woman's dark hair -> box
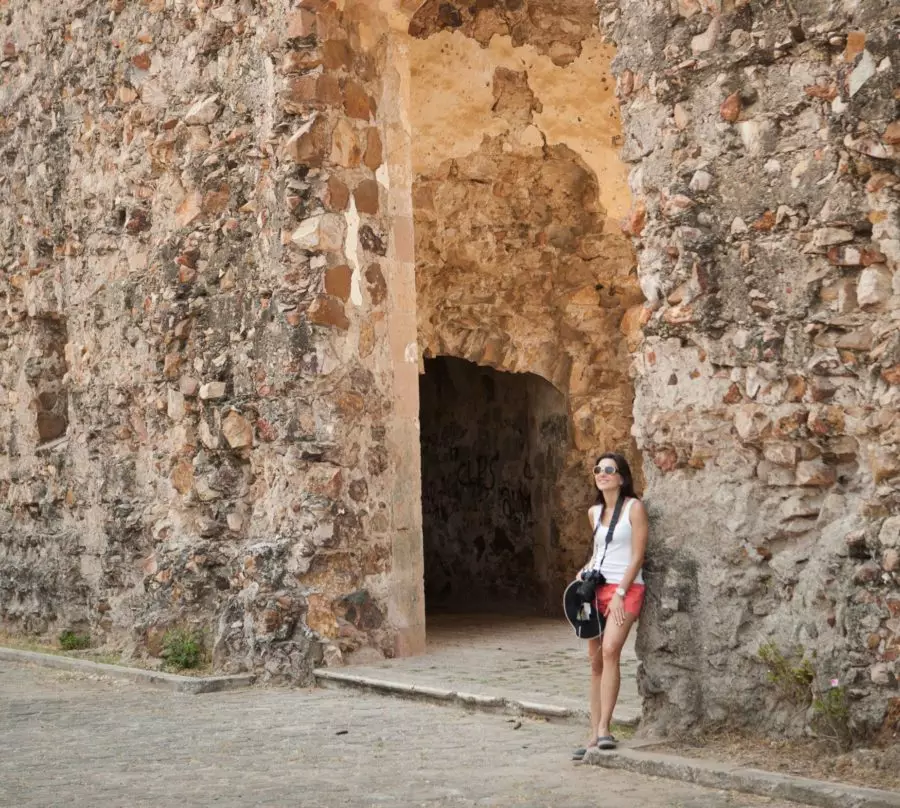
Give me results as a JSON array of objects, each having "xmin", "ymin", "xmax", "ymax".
[{"xmin": 594, "ymin": 451, "xmax": 638, "ymax": 507}]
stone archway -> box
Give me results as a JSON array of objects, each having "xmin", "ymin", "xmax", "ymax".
[{"xmin": 407, "ymin": 1, "xmax": 642, "ymax": 610}]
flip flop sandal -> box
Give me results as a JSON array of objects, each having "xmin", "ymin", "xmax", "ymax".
[
  {"xmin": 572, "ymin": 738, "xmax": 599, "ymax": 760},
  {"xmin": 596, "ymin": 735, "xmax": 617, "ymax": 750}
]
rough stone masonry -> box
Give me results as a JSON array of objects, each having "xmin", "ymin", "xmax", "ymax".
[{"xmin": 1, "ymin": 0, "xmax": 899, "ymax": 744}]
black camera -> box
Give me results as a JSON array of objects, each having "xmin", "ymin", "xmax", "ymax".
[{"xmin": 577, "ymin": 569, "xmax": 606, "ymax": 601}]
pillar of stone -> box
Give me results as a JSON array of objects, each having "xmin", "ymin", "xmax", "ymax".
[{"xmin": 608, "ymin": 0, "xmax": 899, "ymax": 737}]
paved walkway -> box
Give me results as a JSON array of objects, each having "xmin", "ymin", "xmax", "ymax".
[
  {"xmin": 1, "ymin": 661, "xmax": 804, "ymax": 808},
  {"xmin": 341, "ymin": 613, "xmax": 640, "ymax": 724}
]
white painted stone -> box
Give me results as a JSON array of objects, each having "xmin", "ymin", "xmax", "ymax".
[
  {"xmin": 291, "ymin": 214, "xmax": 344, "ymax": 252},
  {"xmin": 691, "ymin": 16, "xmax": 720, "ymax": 54},
  {"xmin": 183, "ymin": 94, "xmax": 221, "ymax": 125},
  {"xmin": 689, "ymin": 170, "xmax": 712, "ymax": 192},
  {"xmin": 199, "ymin": 381, "xmax": 226, "ymax": 400},
  {"xmin": 813, "ymin": 228, "xmax": 854, "ymax": 247},
  {"xmin": 345, "ymin": 197, "xmax": 362, "ymax": 307},
  {"xmin": 848, "ymin": 50, "xmax": 876, "ymax": 97},
  {"xmin": 857, "ymin": 266, "xmax": 892, "ymax": 307},
  {"xmin": 730, "ymin": 217, "xmax": 748, "ymax": 235},
  {"xmin": 199, "ymin": 420, "xmax": 220, "ymax": 450},
  {"xmin": 167, "ymin": 389, "xmax": 185, "ymax": 422},
  {"xmin": 878, "ymin": 516, "xmax": 900, "ymax": 548}
]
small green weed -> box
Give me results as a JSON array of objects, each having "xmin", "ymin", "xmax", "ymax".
[
  {"xmin": 611, "ymin": 721, "xmax": 637, "ymax": 740},
  {"xmin": 757, "ymin": 641, "xmax": 851, "ymax": 751},
  {"xmin": 813, "ymin": 681, "xmax": 851, "ymax": 750},
  {"xmin": 161, "ymin": 628, "xmax": 203, "ymax": 670},
  {"xmin": 58, "ymin": 630, "xmax": 91, "ymax": 651},
  {"xmin": 757, "ymin": 641, "xmax": 814, "ymax": 704}
]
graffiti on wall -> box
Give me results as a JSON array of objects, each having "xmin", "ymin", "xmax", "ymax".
[{"xmin": 419, "ymin": 358, "xmax": 566, "ymax": 612}]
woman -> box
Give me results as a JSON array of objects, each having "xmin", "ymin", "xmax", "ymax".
[{"xmin": 574, "ymin": 452, "xmax": 647, "ymax": 757}]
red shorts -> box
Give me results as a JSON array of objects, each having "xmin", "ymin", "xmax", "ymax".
[{"xmin": 595, "ymin": 583, "xmax": 645, "ymax": 618}]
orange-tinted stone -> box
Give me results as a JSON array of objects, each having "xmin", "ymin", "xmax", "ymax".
[
  {"xmin": 171, "ymin": 460, "xmax": 193, "ymax": 494},
  {"xmin": 322, "ymin": 39, "xmax": 352, "ymax": 69},
  {"xmin": 653, "ymin": 447, "xmax": 678, "ymax": 472},
  {"xmin": 335, "ymin": 391, "xmax": 365, "ymax": 415},
  {"xmin": 804, "ymin": 84, "xmax": 838, "ymax": 101},
  {"xmin": 317, "ymin": 74, "xmax": 342, "ymax": 105},
  {"xmin": 752, "ymin": 210, "xmax": 776, "ymax": 231},
  {"xmin": 330, "ymin": 118, "xmax": 361, "ymax": 167},
  {"xmin": 884, "ymin": 121, "xmax": 900, "ymax": 146},
  {"xmin": 722, "ymin": 383, "xmax": 742, "ymax": 404},
  {"xmin": 308, "ymin": 295, "xmax": 349, "ymax": 330},
  {"xmin": 353, "ymin": 179, "xmax": 379, "ymax": 215},
  {"xmin": 282, "ymin": 116, "xmax": 329, "ymax": 165},
  {"xmin": 621, "ymin": 201, "xmax": 646, "ymax": 236},
  {"xmin": 881, "ymin": 364, "xmax": 900, "ymax": 385},
  {"xmin": 282, "ymin": 75, "xmax": 317, "ymax": 112},
  {"xmin": 163, "ymin": 352, "xmax": 181, "ymax": 379},
  {"xmin": 202, "ymin": 185, "xmax": 230, "ymax": 214},
  {"xmin": 326, "ymin": 176, "xmax": 350, "ymax": 211},
  {"xmin": 324, "ymin": 264, "xmax": 352, "ymax": 301},
  {"xmin": 785, "ymin": 375, "xmax": 807, "ymax": 402},
  {"xmin": 343, "ymin": 80, "xmax": 373, "ymax": 120},
  {"xmin": 844, "ymin": 30, "xmax": 865, "ymax": 62},
  {"xmin": 363, "ymin": 127, "xmax": 383, "ymax": 170},
  {"xmin": 365, "ymin": 264, "xmax": 387, "ymax": 306},
  {"xmin": 719, "ymin": 91, "xmax": 741, "ymax": 122}
]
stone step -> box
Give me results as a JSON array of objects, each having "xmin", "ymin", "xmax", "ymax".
[{"xmin": 314, "ymin": 667, "xmax": 640, "ymax": 727}]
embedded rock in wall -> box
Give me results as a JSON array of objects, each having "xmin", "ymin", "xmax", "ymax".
[
  {"xmin": 0, "ymin": 0, "xmax": 422, "ymax": 677},
  {"xmin": 605, "ymin": 0, "xmax": 900, "ymax": 737}
]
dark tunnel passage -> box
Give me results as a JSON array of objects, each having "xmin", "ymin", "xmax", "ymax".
[{"xmin": 419, "ymin": 356, "xmax": 568, "ymax": 615}]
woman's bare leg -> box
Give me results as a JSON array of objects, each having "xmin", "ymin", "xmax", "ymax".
[
  {"xmin": 587, "ymin": 636, "xmax": 603, "ymax": 743},
  {"xmin": 597, "ymin": 613, "xmax": 638, "ymax": 737}
]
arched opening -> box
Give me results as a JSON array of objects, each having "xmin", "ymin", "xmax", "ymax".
[
  {"xmin": 419, "ymin": 356, "xmax": 567, "ymax": 615},
  {"xmin": 408, "ymin": 0, "xmax": 642, "ymax": 626}
]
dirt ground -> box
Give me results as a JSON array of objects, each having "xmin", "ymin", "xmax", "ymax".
[{"xmin": 647, "ymin": 730, "xmax": 900, "ymax": 793}]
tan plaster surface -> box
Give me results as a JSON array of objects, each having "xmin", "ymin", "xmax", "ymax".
[{"xmin": 409, "ymin": 32, "xmax": 631, "ymax": 220}]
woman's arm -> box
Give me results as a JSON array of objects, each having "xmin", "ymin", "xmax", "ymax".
[
  {"xmin": 577, "ymin": 505, "xmax": 599, "ymax": 579},
  {"xmin": 618, "ymin": 499, "xmax": 648, "ymax": 592}
]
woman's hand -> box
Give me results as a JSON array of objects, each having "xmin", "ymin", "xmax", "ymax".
[{"xmin": 609, "ymin": 594, "xmax": 626, "ymax": 627}]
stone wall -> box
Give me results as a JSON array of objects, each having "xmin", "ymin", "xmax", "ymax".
[
  {"xmin": 0, "ymin": 0, "xmax": 424, "ymax": 677},
  {"xmin": 3, "ymin": 0, "xmax": 898, "ymax": 745},
  {"xmin": 604, "ymin": 0, "xmax": 900, "ymax": 738},
  {"xmin": 419, "ymin": 356, "xmax": 567, "ymax": 612}
]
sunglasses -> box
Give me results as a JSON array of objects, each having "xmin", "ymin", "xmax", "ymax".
[{"xmin": 593, "ymin": 464, "xmax": 619, "ymax": 475}]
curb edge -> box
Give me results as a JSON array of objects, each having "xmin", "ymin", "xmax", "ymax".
[{"xmin": 0, "ymin": 647, "xmax": 256, "ymax": 694}]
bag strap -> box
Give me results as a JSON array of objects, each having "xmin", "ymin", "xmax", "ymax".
[{"xmin": 593, "ymin": 495, "xmax": 625, "ymax": 572}]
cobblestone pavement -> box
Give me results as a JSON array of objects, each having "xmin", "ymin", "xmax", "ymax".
[
  {"xmin": 339, "ymin": 614, "xmax": 640, "ymax": 723},
  {"xmin": 1, "ymin": 661, "xmax": 806, "ymax": 808}
]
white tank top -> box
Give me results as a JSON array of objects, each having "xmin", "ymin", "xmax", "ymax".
[{"xmin": 586, "ymin": 498, "xmax": 644, "ymax": 585}]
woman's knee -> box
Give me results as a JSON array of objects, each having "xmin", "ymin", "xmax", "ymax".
[{"xmin": 601, "ymin": 641, "xmax": 622, "ymax": 665}]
